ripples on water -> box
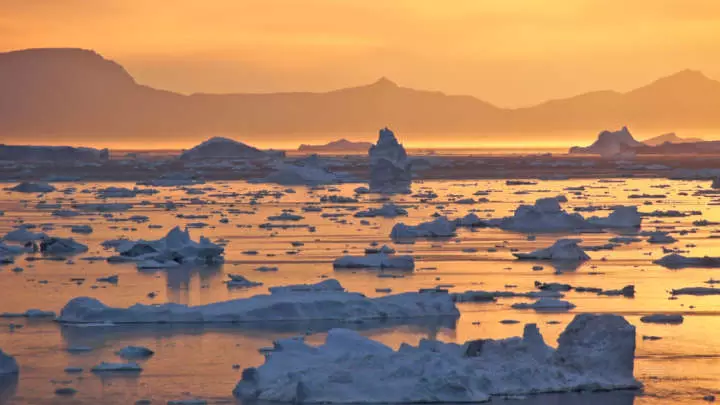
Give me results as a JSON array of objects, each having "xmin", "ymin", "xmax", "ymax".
[{"xmin": 0, "ymin": 178, "xmax": 719, "ymax": 404}]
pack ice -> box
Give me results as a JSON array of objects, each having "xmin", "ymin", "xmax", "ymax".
[
  {"xmin": 106, "ymin": 226, "xmax": 224, "ymax": 268},
  {"xmin": 368, "ymin": 128, "xmax": 412, "ymax": 194},
  {"xmin": 57, "ymin": 279, "xmax": 458, "ymax": 324},
  {"xmin": 234, "ymin": 314, "xmax": 639, "ymax": 403}
]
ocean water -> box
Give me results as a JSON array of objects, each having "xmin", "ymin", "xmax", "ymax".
[{"xmin": 0, "ymin": 178, "xmax": 718, "ymax": 404}]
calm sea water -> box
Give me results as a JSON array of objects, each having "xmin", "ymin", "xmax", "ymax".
[{"xmin": 0, "ymin": 178, "xmax": 718, "ymax": 404}]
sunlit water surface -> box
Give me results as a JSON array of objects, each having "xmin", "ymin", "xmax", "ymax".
[{"xmin": 1, "ymin": 178, "xmax": 719, "ymax": 404}]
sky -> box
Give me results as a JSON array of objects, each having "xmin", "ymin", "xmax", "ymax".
[{"xmin": 2, "ymin": 0, "xmax": 720, "ymax": 107}]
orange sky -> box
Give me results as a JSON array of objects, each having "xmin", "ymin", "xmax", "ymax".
[{"xmin": 1, "ymin": 0, "xmax": 720, "ymax": 107}]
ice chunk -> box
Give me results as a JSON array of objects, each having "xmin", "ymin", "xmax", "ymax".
[
  {"xmin": 6, "ymin": 182, "xmax": 56, "ymax": 193},
  {"xmin": 654, "ymin": 254, "xmax": 720, "ymax": 269},
  {"xmin": 511, "ymin": 298, "xmax": 576, "ymax": 311},
  {"xmin": 514, "ymin": 239, "xmax": 590, "ymax": 262},
  {"xmin": 354, "ymin": 203, "xmax": 408, "ymax": 218},
  {"xmin": 91, "ymin": 362, "xmax": 143, "ymax": 372},
  {"xmin": 3, "ymin": 228, "xmax": 47, "ymax": 242},
  {"xmin": 640, "ymin": 314, "xmax": 684, "ymax": 324},
  {"xmin": 116, "ymin": 346, "xmax": 154, "ymax": 359},
  {"xmin": 39, "ymin": 237, "xmax": 88, "ymax": 255},
  {"xmin": 390, "ymin": 217, "xmax": 457, "ymax": 240},
  {"xmin": 569, "ymin": 127, "xmax": 644, "ymax": 157},
  {"xmin": 108, "ymin": 226, "xmax": 224, "ymax": 268},
  {"xmin": 333, "ymin": 253, "xmax": 414, "ymax": 270},
  {"xmin": 234, "ymin": 314, "xmax": 638, "ymax": 403}
]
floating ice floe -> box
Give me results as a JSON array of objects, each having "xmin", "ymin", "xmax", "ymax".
[
  {"xmin": 226, "ymin": 274, "xmax": 264, "ymax": 289},
  {"xmin": 670, "ymin": 287, "xmax": 720, "ymax": 296},
  {"xmin": 333, "ymin": 253, "xmax": 415, "ymax": 270},
  {"xmin": 58, "ymin": 279, "xmax": 458, "ymax": 324},
  {"xmin": 390, "ymin": 217, "xmax": 457, "ymax": 240},
  {"xmin": 39, "ymin": 237, "xmax": 88, "ymax": 255},
  {"xmin": 511, "ymin": 298, "xmax": 576, "ymax": 312},
  {"xmin": 3, "ymin": 228, "xmax": 47, "ymax": 242},
  {"xmin": 513, "ymin": 239, "xmax": 590, "ymax": 262},
  {"xmin": 116, "ymin": 346, "xmax": 155, "ymax": 359},
  {"xmin": 653, "ymin": 254, "xmax": 720, "ymax": 269},
  {"xmin": 369, "ymin": 128, "xmax": 412, "ymax": 194},
  {"xmin": 91, "ymin": 362, "xmax": 143, "ymax": 373},
  {"xmin": 354, "ymin": 203, "xmax": 408, "ymax": 218},
  {"xmin": 233, "ymin": 314, "xmax": 639, "ymax": 403},
  {"xmin": 0, "ymin": 349, "xmax": 19, "ymax": 375},
  {"xmin": 640, "ymin": 314, "xmax": 684, "ymax": 324},
  {"xmin": 6, "ymin": 181, "xmax": 56, "ymax": 193},
  {"xmin": 106, "ymin": 226, "xmax": 224, "ymax": 268}
]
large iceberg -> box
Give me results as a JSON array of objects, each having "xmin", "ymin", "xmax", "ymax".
[
  {"xmin": 233, "ymin": 314, "xmax": 639, "ymax": 403},
  {"xmin": 569, "ymin": 127, "xmax": 644, "ymax": 158},
  {"xmin": 58, "ymin": 279, "xmax": 458, "ymax": 324},
  {"xmin": 368, "ymin": 128, "xmax": 412, "ymax": 194},
  {"xmin": 6, "ymin": 182, "xmax": 56, "ymax": 193},
  {"xmin": 107, "ymin": 226, "xmax": 224, "ymax": 267},
  {"xmin": 260, "ymin": 156, "xmax": 347, "ymax": 186}
]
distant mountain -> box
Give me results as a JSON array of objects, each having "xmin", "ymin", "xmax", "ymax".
[
  {"xmin": 642, "ymin": 132, "xmax": 704, "ymax": 146},
  {"xmin": 298, "ymin": 139, "xmax": 373, "ymax": 152},
  {"xmin": 1, "ymin": 48, "xmax": 720, "ymax": 145}
]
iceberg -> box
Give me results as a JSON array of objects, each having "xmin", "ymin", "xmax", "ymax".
[
  {"xmin": 233, "ymin": 314, "xmax": 639, "ymax": 403},
  {"xmin": 179, "ymin": 137, "xmax": 280, "ymax": 160},
  {"xmin": 6, "ymin": 182, "xmax": 56, "ymax": 193},
  {"xmin": 39, "ymin": 237, "xmax": 88, "ymax": 255},
  {"xmin": 654, "ymin": 254, "xmax": 720, "ymax": 269},
  {"xmin": 569, "ymin": 127, "xmax": 644, "ymax": 158},
  {"xmin": 107, "ymin": 226, "xmax": 224, "ymax": 268},
  {"xmin": 3, "ymin": 228, "xmax": 47, "ymax": 242},
  {"xmin": 514, "ymin": 239, "xmax": 590, "ymax": 262},
  {"xmin": 354, "ymin": 203, "xmax": 408, "ymax": 218},
  {"xmin": 368, "ymin": 128, "xmax": 412, "ymax": 194},
  {"xmin": 57, "ymin": 279, "xmax": 459, "ymax": 324},
  {"xmin": 390, "ymin": 217, "xmax": 457, "ymax": 240}
]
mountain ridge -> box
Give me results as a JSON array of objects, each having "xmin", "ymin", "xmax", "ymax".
[{"xmin": 1, "ymin": 47, "xmax": 719, "ymax": 145}]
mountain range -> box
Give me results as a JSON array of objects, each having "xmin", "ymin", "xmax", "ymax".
[{"xmin": 1, "ymin": 48, "xmax": 720, "ymax": 146}]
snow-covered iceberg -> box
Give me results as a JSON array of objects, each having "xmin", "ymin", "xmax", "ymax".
[
  {"xmin": 514, "ymin": 239, "xmax": 590, "ymax": 262},
  {"xmin": 107, "ymin": 226, "xmax": 224, "ymax": 268},
  {"xmin": 57, "ymin": 279, "xmax": 458, "ymax": 324},
  {"xmin": 260, "ymin": 157, "xmax": 347, "ymax": 186},
  {"xmin": 233, "ymin": 314, "xmax": 639, "ymax": 403},
  {"xmin": 368, "ymin": 128, "xmax": 412, "ymax": 194}
]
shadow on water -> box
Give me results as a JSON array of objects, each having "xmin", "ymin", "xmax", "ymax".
[{"xmin": 59, "ymin": 315, "xmax": 459, "ymax": 347}]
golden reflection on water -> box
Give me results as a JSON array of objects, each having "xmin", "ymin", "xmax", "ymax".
[{"xmin": 0, "ymin": 178, "xmax": 719, "ymax": 403}]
